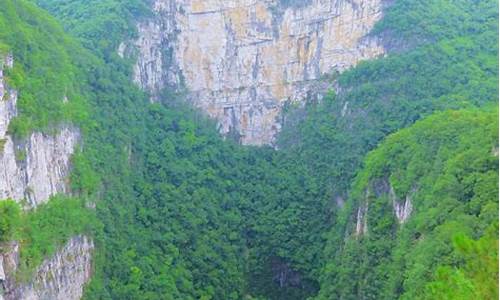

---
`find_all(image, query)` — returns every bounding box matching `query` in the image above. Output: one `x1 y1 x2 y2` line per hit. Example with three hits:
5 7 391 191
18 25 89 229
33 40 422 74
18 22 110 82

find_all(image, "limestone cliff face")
131 0 385 145
354 179 414 236
1 236 93 300
0 55 79 208
0 55 92 300
389 185 413 224
355 196 368 236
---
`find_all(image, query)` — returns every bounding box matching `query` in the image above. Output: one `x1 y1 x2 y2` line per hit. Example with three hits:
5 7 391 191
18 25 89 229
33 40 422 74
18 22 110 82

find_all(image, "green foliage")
0 200 22 242
373 0 497 46
0 138 7 152
18 196 97 280
0 197 96 281
1 0 496 299
35 0 149 57
274 1 498 297
317 109 499 299
87 102 252 299
424 224 498 299
70 150 100 196
0 0 91 137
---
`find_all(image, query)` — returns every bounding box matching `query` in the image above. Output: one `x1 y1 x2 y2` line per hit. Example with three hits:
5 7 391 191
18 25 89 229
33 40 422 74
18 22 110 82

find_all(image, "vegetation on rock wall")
0 0 96 283
317 109 499 299
274 1 498 297
0 197 96 281
0 0 90 137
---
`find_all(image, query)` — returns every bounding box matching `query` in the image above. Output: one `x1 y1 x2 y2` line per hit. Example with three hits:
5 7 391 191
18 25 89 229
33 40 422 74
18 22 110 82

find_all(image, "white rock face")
354 182 414 236
355 204 368 236
0 55 92 300
0 56 80 207
355 190 369 236
132 0 385 145
1 236 94 300
389 186 413 224
23 128 80 206
0 242 20 293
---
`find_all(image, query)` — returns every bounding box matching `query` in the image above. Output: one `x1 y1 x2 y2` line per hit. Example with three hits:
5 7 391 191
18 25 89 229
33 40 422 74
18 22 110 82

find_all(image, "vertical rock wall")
132 0 385 145
0 55 92 300
0 55 80 208
1 236 93 300
389 185 414 224
354 180 415 237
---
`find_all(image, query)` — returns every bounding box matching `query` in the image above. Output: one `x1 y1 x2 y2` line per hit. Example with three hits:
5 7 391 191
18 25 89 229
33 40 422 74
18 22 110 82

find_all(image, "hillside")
319 108 498 299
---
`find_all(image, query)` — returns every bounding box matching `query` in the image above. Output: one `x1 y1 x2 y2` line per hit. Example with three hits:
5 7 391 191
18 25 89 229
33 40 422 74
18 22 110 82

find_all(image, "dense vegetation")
0 0 497 299
34 0 149 58
0 0 90 137
0 0 96 283
260 0 498 297
317 109 498 299
0 197 96 281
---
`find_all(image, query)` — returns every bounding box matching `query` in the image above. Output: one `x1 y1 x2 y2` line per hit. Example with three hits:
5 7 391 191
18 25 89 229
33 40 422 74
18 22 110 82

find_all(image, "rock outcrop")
0 55 92 300
0 56 79 208
355 195 368 236
131 0 385 145
354 180 414 236
389 185 413 224
1 236 93 300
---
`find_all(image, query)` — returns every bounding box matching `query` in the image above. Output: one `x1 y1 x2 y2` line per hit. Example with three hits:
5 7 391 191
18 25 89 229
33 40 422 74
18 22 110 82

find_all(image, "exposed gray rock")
23 128 80 207
1 236 93 300
0 56 80 208
354 180 414 236
0 256 5 282
0 55 17 133
0 55 92 300
0 242 19 300
389 185 414 224
117 42 127 59
334 195 345 208
4 54 13 70
355 191 369 236
131 0 386 145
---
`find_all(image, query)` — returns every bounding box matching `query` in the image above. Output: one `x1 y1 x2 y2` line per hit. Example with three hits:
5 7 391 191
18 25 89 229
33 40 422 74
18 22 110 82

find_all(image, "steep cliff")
131 0 385 145
0 53 92 300
0 56 80 208
1 236 93 300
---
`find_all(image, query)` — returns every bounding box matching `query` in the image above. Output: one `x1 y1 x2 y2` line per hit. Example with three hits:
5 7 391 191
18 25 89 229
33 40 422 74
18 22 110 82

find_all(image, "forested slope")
0 0 95 283
318 108 498 299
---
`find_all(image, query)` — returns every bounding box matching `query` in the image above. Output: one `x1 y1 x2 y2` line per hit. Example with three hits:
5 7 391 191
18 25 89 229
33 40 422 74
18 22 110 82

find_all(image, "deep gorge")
0 1 498 299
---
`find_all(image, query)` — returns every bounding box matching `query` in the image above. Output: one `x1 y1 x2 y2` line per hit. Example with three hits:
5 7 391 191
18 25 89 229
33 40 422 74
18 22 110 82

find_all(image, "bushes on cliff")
273 1 498 297
19 196 96 274
0 200 21 242
317 108 499 299
0 0 91 137
0 197 96 281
